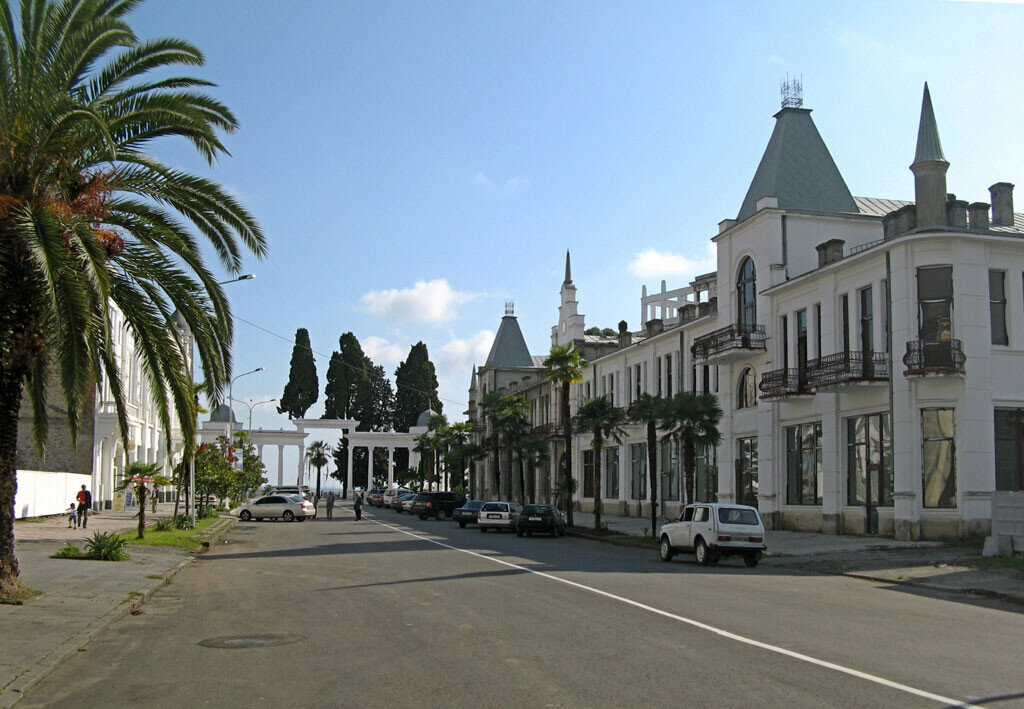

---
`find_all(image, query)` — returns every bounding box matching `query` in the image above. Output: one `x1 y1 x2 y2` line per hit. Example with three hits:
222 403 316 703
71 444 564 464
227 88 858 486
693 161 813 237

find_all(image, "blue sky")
128 0 1024 483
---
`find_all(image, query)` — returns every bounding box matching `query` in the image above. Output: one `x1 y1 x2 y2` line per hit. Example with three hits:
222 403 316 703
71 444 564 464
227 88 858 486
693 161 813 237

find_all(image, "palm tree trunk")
138 485 147 539
0 368 25 595
647 421 658 538
518 457 526 506
683 438 696 506
491 437 500 499
316 465 322 498
593 433 603 532
561 381 574 527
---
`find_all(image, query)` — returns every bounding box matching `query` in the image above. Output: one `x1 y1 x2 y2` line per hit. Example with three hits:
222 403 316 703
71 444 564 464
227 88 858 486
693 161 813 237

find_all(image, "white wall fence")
14 470 91 519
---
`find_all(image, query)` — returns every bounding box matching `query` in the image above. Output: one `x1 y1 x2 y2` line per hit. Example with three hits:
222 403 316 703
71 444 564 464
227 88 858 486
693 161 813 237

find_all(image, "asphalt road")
20 504 1024 708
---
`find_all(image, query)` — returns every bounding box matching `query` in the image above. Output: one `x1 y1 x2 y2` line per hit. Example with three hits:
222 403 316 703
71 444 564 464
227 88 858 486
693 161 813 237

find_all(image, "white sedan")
238 494 315 522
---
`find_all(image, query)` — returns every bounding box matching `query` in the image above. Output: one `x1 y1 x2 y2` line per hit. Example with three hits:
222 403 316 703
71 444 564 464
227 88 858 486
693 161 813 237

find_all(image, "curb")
564 528 658 549
0 517 237 708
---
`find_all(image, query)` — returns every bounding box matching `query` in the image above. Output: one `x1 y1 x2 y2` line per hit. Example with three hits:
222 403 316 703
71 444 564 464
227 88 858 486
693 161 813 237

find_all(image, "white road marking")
365 515 981 709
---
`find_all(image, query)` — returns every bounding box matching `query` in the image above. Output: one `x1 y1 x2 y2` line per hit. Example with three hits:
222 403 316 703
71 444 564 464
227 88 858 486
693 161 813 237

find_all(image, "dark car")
393 492 417 512
411 492 467 521
515 504 565 537
366 488 386 507
452 500 486 528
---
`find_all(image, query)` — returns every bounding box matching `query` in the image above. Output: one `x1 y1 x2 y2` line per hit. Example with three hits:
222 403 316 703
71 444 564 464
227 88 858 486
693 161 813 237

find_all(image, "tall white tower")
551 250 586 347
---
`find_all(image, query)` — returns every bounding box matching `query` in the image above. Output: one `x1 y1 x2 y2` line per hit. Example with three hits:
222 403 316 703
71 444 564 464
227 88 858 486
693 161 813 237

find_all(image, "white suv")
659 503 766 567
383 488 412 508
477 501 522 532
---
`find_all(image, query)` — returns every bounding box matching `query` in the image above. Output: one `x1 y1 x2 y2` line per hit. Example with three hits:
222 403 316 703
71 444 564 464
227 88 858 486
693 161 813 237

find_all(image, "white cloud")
434 330 495 395
362 336 404 364
360 279 477 323
474 172 531 195
628 243 717 280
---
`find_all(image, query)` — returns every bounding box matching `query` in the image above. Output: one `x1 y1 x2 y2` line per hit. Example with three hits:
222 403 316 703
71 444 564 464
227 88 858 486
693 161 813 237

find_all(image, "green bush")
84 532 129 561
55 543 81 558
198 507 218 520
153 517 174 532
173 514 195 530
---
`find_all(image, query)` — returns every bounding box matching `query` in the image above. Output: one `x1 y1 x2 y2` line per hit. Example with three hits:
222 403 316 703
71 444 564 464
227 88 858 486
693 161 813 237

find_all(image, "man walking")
353 491 362 521
326 491 335 520
76 484 92 528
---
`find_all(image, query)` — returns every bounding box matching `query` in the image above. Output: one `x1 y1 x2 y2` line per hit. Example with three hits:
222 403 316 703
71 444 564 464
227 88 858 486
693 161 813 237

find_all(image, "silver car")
238 494 315 522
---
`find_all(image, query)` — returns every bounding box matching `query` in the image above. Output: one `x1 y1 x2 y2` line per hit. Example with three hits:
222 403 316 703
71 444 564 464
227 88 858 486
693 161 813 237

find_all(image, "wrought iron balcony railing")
806 351 889 388
758 368 812 398
692 323 766 361
530 422 564 438
903 339 965 376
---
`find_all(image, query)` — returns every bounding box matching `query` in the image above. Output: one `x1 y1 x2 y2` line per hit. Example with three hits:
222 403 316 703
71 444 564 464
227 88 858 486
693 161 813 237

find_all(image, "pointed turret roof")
564 250 572 284
485 313 534 369
913 82 946 165
737 106 857 222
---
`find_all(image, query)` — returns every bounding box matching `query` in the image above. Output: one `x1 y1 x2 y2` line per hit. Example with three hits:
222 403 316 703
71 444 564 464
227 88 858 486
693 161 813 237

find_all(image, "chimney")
645 319 664 337
911 83 949 229
946 197 968 228
681 304 697 322
617 320 631 349
896 204 917 234
816 239 845 267
969 202 990 229
882 211 899 240
989 183 1014 226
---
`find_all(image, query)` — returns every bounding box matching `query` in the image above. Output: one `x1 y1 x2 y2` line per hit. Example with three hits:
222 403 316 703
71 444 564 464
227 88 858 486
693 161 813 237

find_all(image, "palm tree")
117 462 171 540
628 393 668 538
512 435 548 505
660 393 723 506
543 345 588 527
442 421 474 491
495 395 529 501
478 392 505 499
425 413 448 489
573 397 627 532
0 0 265 594
307 441 330 498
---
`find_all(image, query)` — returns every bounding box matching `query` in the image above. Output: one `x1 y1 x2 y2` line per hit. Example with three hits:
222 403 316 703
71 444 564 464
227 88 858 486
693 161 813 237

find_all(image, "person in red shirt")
76 485 92 528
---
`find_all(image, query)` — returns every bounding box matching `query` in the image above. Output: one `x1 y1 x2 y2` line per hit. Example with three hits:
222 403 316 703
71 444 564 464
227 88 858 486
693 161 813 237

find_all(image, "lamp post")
231 397 277 432
227 368 264 445
218 274 255 285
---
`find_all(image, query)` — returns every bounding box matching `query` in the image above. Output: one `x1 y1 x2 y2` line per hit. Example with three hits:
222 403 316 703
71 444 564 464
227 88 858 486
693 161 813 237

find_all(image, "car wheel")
558 527 565 537
527 531 533 537
744 553 760 568
419 514 428 520
458 521 467 528
480 526 487 533
695 538 710 565
436 509 447 521
659 536 674 562
239 510 251 521
283 510 295 522
516 530 524 537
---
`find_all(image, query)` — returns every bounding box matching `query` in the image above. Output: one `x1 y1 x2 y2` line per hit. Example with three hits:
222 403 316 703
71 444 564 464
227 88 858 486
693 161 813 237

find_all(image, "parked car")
383 488 412 508
367 488 387 507
515 504 565 537
238 494 315 522
477 501 522 532
452 500 486 528
394 492 418 512
411 492 467 521
659 503 766 567
271 486 312 502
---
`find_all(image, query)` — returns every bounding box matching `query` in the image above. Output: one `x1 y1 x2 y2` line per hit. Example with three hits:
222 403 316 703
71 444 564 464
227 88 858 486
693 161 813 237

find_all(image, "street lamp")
217 274 255 285
227 367 264 445
231 397 277 432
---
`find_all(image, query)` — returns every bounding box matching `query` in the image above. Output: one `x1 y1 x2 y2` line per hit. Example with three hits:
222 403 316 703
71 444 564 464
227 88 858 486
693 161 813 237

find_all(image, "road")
20 504 1024 708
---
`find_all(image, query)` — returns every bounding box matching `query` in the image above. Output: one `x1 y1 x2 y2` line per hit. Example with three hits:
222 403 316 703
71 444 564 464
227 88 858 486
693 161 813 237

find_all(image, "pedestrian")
353 491 362 521
326 491 335 520
76 485 92 528
67 503 78 528
312 493 319 517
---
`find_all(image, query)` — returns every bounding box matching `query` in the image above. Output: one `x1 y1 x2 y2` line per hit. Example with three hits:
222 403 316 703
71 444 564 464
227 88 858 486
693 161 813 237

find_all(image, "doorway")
735 437 758 507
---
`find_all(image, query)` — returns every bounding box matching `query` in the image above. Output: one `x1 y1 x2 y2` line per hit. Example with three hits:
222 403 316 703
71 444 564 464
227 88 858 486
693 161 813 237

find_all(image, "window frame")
737 367 756 409
990 270 1008 346
737 257 757 328
786 421 823 506
921 408 956 509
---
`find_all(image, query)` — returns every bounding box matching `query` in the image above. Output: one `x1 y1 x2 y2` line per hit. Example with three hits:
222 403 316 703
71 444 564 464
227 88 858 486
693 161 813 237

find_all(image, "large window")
786 422 822 505
847 413 893 506
604 447 619 499
860 287 874 353
995 408 1024 491
990 271 1008 345
630 443 647 499
737 368 756 409
841 294 850 354
737 257 757 328
736 437 758 507
695 445 718 503
922 408 956 508
917 266 953 341
656 356 663 396
661 438 679 500
634 364 642 399
582 450 594 498
666 354 673 397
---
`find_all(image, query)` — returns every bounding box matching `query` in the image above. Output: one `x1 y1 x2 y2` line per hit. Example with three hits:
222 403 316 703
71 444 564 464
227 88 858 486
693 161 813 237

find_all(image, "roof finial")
913 82 946 165
780 74 803 109
564 250 572 284
504 300 514 316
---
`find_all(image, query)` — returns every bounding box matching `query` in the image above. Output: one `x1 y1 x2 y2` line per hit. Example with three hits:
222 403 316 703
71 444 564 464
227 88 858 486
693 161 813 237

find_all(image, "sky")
126 0 1024 485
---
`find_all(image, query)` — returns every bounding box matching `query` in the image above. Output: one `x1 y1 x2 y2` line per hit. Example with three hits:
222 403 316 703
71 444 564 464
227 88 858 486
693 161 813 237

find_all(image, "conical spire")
564 250 572 284
913 82 946 165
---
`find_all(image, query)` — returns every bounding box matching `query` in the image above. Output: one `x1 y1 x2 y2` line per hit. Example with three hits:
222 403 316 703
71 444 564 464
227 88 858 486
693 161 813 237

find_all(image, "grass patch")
968 555 1024 575
52 533 129 561
125 516 220 552
145 574 163 580
608 535 660 548
0 581 42 604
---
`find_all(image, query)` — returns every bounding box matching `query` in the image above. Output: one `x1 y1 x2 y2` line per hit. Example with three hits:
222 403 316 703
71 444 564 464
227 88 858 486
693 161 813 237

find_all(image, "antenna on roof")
780 74 803 109
505 300 515 316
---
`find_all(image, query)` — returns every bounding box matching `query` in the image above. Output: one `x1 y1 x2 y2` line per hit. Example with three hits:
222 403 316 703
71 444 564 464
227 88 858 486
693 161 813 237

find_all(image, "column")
296 442 305 480
387 447 394 488
277 445 284 487
347 445 354 498
369 446 376 488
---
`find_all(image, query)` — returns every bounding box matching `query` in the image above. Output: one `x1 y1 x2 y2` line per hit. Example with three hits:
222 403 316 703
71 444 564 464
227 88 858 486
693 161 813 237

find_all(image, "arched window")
737 257 757 328
737 367 756 409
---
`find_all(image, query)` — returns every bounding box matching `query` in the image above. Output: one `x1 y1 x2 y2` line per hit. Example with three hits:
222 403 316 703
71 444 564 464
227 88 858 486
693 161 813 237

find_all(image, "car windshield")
462 501 485 510
522 505 551 515
481 503 506 512
399 494 416 500
413 495 430 501
287 495 304 502
718 507 760 525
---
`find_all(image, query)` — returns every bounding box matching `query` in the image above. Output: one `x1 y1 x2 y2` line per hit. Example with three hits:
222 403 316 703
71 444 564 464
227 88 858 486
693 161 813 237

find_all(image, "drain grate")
199 634 304 649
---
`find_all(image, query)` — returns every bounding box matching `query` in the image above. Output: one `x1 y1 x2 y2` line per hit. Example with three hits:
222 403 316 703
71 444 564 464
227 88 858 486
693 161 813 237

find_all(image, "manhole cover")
198 634 304 649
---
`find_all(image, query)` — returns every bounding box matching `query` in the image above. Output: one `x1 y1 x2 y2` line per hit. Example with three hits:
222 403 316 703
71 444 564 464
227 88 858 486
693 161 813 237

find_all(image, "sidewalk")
570 509 1024 606
1 510 209 708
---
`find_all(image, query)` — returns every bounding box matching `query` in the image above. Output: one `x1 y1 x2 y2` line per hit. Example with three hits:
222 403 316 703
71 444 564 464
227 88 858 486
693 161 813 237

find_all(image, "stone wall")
983 491 1024 556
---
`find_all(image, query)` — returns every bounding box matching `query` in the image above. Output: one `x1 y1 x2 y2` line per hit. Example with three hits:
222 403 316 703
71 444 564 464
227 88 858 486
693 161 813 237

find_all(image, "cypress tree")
323 332 368 419
393 342 442 431
277 328 318 419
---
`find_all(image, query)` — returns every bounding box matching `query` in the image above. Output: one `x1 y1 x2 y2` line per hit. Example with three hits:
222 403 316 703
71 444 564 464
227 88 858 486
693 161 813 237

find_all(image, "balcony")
692 323 767 362
806 351 890 389
758 368 813 399
903 340 965 376
530 422 564 439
